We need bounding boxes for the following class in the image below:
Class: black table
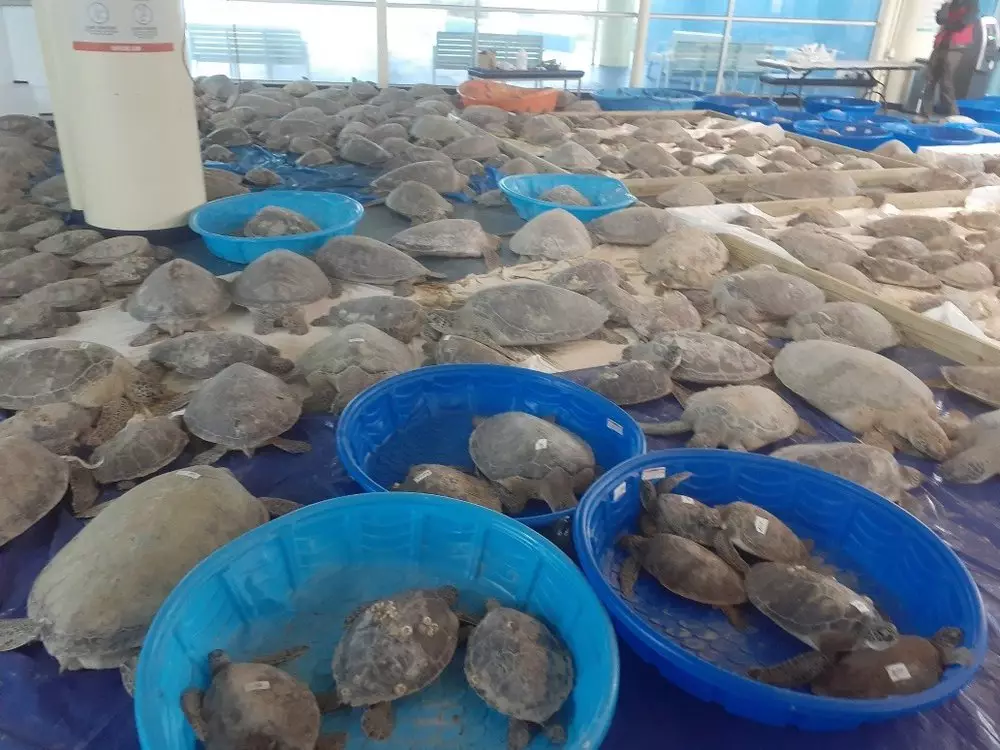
[467,67,585,91]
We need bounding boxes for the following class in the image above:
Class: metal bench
[432,32,543,83]
[187,24,310,81]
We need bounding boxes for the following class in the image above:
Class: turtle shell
[0,436,69,545]
[0,340,124,410]
[333,587,460,706]
[231,249,331,308]
[296,323,416,379]
[626,331,770,384]
[149,331,292,379]
[464,606,574,724]
[91,416,189,483]
[126,259,231,326]
[635,533,747,605]
[315,236,439,285]
[719,501,808,563]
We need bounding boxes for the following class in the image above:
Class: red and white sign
[73,0,179,53]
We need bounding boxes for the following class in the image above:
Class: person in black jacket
[922,0,980,116]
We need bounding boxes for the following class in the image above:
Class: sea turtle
[295,323,417,412]
[509,209,592,261]
[0,340,172,443]
[915,251,963,273]
[244,166,283,187]
[539,185,591,206]
[618,533,747,626]
[21,278,104,312]
[939,410,1000,483]
[639,384,801,451]
[422,334,516,365]
[147,331,293,379]
[0,252,71,297]
[426,282,609,347]
[640,227,728,289]
[126,259,232,346]
[626,292,701,340]
[712,265,825,331]
[743,172,858,202]
[745,562,900,687]
[243,206,321,237]
[782,301,901,352]
[231,250,332,335]
[332,586,461,740]
[394,464,510,512]
[547,258,637,295]
[340,136,391,166]
[469,411,596,512]
[545,142,600,170]
[98,253,162,290]
[311,295,425,342]
[441,134,499,160]
[0,403,95,455]
[860,256,941,289]
[702,321,778,359]
[820,262,880,293]
[729,213,773,234]
[0,435,83,545]
[384,180,454,224]
[72,236,154,266]
[788,207,850,229]
[625,331,771,384]
[0,466,295,683]
[181,650,345,750]
[315,235,446,296]
[388,218,501,269]
[937,260,994,289]
[655,182,715,208]
[589,206,680,246]
[0,300,79,338]
[810,626,971,698]
[465,601,574,750]
[932,365,1000,407]
[770,442,925,508]
[588,342,681,405]
[371,161,467,194]
[637,473,722,544]
[775,227,866,270]
[712,501,811,574]
[183,363,310,464]
[868,236,930,261]
[866,215,956,243]
[773,340,952,460]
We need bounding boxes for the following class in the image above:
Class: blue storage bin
[189,190,364,264]
[803,95,878,117]
[336,364,645,529]
[593,87,702,111]
[941,120,1000,144]
[498,174,637,222]
[958,98,1000,123]
[897,124,984,151]
[574,449,986,731]
[135,493,620,750]
[793,119,894,151]
[695,96,777,116]
[734,107,814,131]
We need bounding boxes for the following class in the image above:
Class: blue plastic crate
[803,95,878,117]
[695,96,777,116]
[336,364,645,529]
[498,174,637,222]
[896,124,984,152]
[574,449,986,731]
[941,120,1000,144]
[189,190,364,264]
[958,98,1000,123]
[793,119,894,151]
[135,493,620,750]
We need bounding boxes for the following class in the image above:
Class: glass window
[644,19,727,91]
[650,0,729,17]
[733,0,881,22]
[387,7,478,86]
[185,0,378,83]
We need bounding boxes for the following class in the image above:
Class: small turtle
[98,253,162,289]
[465,600,574,750]
[333,586,461,740]
[427,282,609,347]
[72,236,153,266]
[244,166,283,187]
[915,250,963,273]
[388,218,501,270]
[640,227,729,290]
[811,626,971,698]
[712,265,825,331]
[147,331,294,379]
[702,321,778,359]
[782,301,901,352]
[655,182,715,208]
[469,412,596,512]
[788,207,850,229]
[22,278,104,312]
[745,562,900,687]
[937,260,995,289]
[774,340,952,460]
[618,534,747,626]
[394,464,510,512]
[639,384,801,451]
[0,403,95,455]
[243,206,321,237]
[820,262,879,293]
[589,206,680,246]
[770,442,925,508]
[775,227,866,270]
[371,161,467,194]
[297,148,334,167]
[422,334,516,365]
[0,252,71,297]
[589,342,681,405]
[743,172,858,202]
[441,134,500,160]
[729,213,773,234]
[638,473,722,544]
[544,142,600,170]
[860,256,941,289]
[539,185,591,206]
[295,323,417,412]
[547,258,637,295]
[312,295,425,342]
[626,292,701,340]
[315,235,446,296]
[868,236,930,261]
[454,158,485,177]
[231,250,332,335]
[509,209,592,261]
[0,436,83,545]
[711,501,811,574]
[0,300,79,338]
[384,180,454,224]
[182,649,345,750]
[126,259,232,346]
[340,135,391,166]
[625,331,771,384]
[866,215,955,243]
[183,363,310,464]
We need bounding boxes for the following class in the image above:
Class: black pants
[922,47,964,116]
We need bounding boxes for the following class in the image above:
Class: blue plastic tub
[958,98,1000,123]
[803,95,878,117]
[695,96,777,116]
[135,492,620,750]
[793,119,894,151]
[941,120,1000,144]
[189,190,364,264]
[897,124,984,152]
[336,364,645,529]
[593,87,702,111]
[498,173,637,222]
[574,449,986,732]
[733,107,813,131]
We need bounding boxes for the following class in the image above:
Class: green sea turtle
[231,250,332,335]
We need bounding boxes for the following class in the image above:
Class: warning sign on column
[73,0,180,52]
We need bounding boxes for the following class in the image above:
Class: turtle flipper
[656,471,694,494]
[315,733,348,750]
[251,309,279,336]
[69,466,100,516]
[538,468,578,512]
[638,420,690,436]
[130,324,166,347]
[190,444,228,465]
[0,618,41,650]
[748,650,831,687]
[507,718,536,750]
[254,645,309,666]
[120,654,139,695]
[180,688,208,742]
[279,308,309,336]
[713,530,750,575]
[361,701,394,740]
[619,556,641,600]
[543,722,567,745]
[270,437,312,454]
[639,512,658,537]
[260,497,304,518]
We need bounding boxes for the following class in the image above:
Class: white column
[630,0,652,86]
[376,0,389,88]
[880,0,939,104]
[67,0,205,230]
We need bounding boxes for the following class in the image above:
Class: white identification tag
[606,418,623,435]
[348,338,365,343]
[244,681,271,692]
[681,497,696,505]
[754,516,769,535]
[613,482,627,500]
[641,467,666,481]
[535,438,548,451]
[885,663,911,682]
[175,470,201,479]
[850,599,871,614]
[413,470,432,483]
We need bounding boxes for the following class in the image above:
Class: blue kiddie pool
[135,493,620,750]
[574,450,986,731]
[336,364,645,529]
[803,95,878,117]
[896,124,984,152]
[499,174,637,222]
[958,97,1000,123]
[189,190,364,264]
[734,107,814,131]
[695,96,777,115]
[592,87,702,111]
[793,120,894,151]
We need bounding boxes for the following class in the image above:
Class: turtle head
[208,649,231,675]
[618,534,647,557]
[932,626,964,651]
[648,342,683,372]
[882,411,951,462]
[862,620,900,651]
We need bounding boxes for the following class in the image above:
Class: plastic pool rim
[135,492,621,750]
[573,449,987,729]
